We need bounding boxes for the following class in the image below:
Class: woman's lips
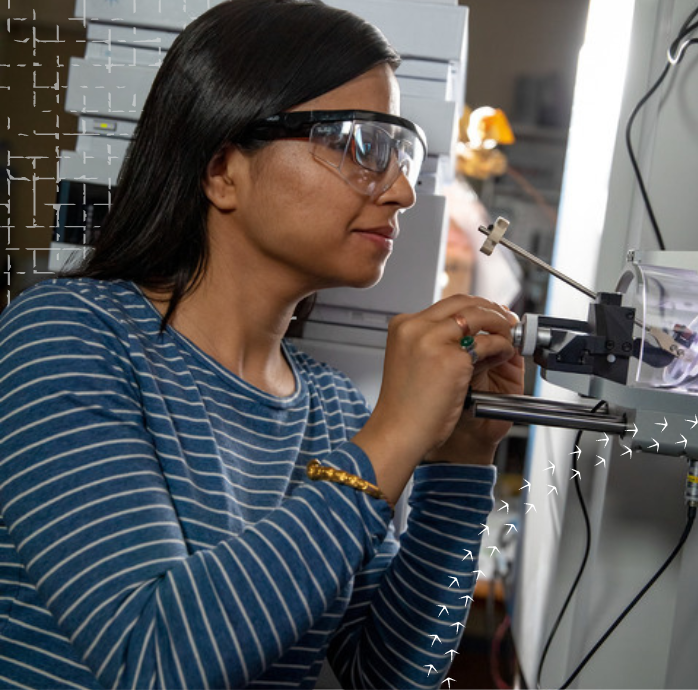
[352,226,398,251]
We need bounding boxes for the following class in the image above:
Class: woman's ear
[202,146,247,211]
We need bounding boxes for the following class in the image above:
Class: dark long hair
[69,0,400,326]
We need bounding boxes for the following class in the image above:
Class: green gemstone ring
[460,335,475,350]
[460,335,479,364]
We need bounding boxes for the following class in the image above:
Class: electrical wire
[534,402,606,688]
[559,504,696,689]
[624,4,698,251]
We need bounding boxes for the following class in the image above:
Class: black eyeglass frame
[239,109,428,156]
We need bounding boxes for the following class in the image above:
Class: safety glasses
[240,110,427,197]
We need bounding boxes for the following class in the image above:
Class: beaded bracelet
[306,459,394,511]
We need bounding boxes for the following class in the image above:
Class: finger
[461,332,516,366]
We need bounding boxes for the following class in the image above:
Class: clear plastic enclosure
[617,263,698,393]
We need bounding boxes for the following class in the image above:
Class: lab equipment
[468,218,698,463]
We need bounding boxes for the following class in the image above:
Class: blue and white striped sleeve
[327,460,496,689]
[0,286,391,689]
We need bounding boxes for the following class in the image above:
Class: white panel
[324,0,466,62]
[400,96,458,157]
[59,149,123,186]
[65,58,157,121]
[87,21,180,49]
[74,0,222,29]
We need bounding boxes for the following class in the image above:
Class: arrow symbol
[459,594,474,604]
[676,435,688,450]
[473,569,485,580]
[448,576,460,588]
[570,469,581,481]
[655,417,668,432]
[462,549,473,561]
[648,438,660,452]
[621,444,632,458]
[545,460,556,475]
[547,485,558,496]
[595,455,606,467]
[487,545,501,556]
[625,424,638,438]
[570,446,582,459]
[438,605,449,617]
[444,649,460,661]
[443,678,456,689]
[520,479,531,491]
[686,415,698,429]
[451,621,465,632]
[505,523,518,534]
[498,500,509,513]
[424,664,437,676]
[597,433,609,447]
[429,634,442,646]
[525,503,537,513]
[479,524,490,536]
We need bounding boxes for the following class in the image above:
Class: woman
[0,0,523,688]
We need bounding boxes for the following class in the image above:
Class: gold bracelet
[306,459,393,510]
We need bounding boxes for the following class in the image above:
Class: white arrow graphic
[505,523,518,534]
[656,417,668,432]
[686,415,698,429]
[444,649,460,661]
[448,576,460,588]
[570,446,582,459]
[520,479,531,491]
[621,444,632,458]
[648,438,660,452]
[438,605,449,617]
[442,678,456,689]
[595,455,606,467]
[547,485,558,496]
[459,594,474,604]
[429,634,442,646]
[424,664,437,676]
[462,549,473,561]
[451,621,465,632]
[570,469,581,481]
[625,424,638,438]
[479,524,490,536]
[498,501,509,513]
[597,433,609,447]
[545,460,556,475]
[676,435,688,450]
[525,503,537,513]
[487,546,501,556]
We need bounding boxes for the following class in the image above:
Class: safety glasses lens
[310,119,423,196]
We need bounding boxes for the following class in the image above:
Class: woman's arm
[327,461,495,690]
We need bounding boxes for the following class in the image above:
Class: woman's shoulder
[0,278,155,332]
[0,278,163,367]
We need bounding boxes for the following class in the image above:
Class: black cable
[559,504,696,689]
[624,3,698,251]
[535,401,607,689]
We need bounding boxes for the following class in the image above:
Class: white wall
[513,1,698,688]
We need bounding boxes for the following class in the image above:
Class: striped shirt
[0,278,496,689]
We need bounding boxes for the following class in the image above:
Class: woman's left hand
[425,320,525,466]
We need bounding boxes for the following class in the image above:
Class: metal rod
[472,402,626,433]
[470,391,608,413]
[469,392,626,434]
[478,225,598,300]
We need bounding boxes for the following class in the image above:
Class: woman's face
[208,64,418,297]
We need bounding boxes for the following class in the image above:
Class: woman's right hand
[352,294,517,505]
